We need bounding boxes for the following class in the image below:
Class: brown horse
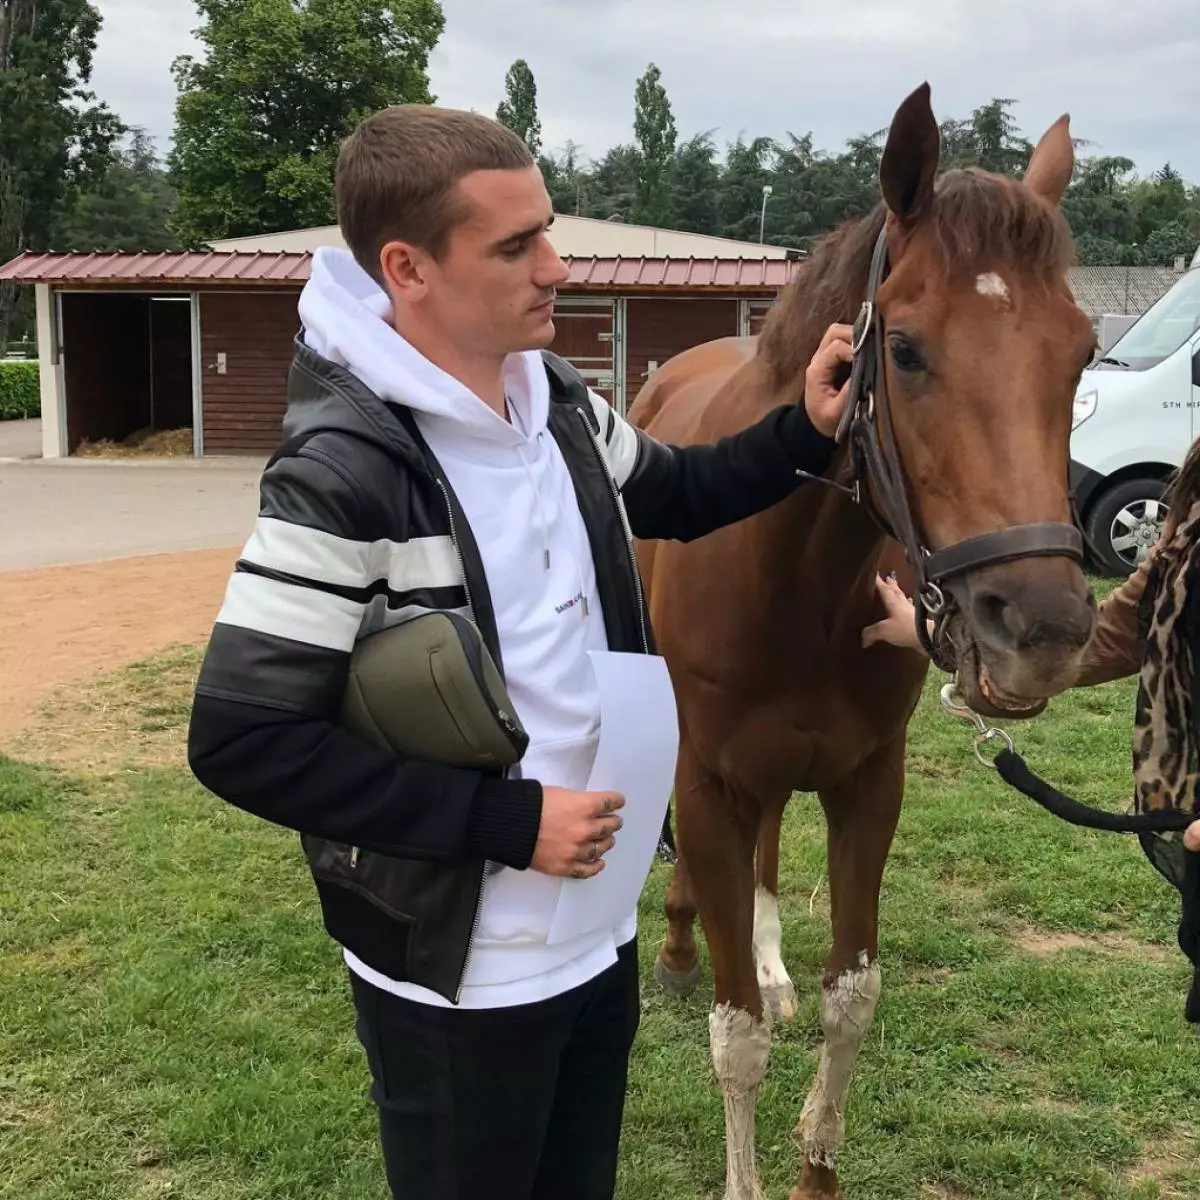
[628,83,1099,1200]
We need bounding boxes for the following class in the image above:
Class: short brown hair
[336,105,536,283]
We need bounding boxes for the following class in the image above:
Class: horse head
[861,82,1098,717]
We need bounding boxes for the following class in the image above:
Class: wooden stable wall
[624,297,739,409]
[200,291,300,454]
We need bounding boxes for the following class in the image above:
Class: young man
[187,104,852,1199]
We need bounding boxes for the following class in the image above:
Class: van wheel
[1084,478,1169,577]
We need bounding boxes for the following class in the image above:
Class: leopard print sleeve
[1072,550,1157,687]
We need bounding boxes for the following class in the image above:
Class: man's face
[385,166,570,360]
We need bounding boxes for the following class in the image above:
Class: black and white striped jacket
[187,338,836,1003]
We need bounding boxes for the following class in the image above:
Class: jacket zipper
[575,407,651,654]
[344,475,490,1003]
[435,476,490,1004]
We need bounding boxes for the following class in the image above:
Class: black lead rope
[992,747,1198,834]
[956,702,1200,1026]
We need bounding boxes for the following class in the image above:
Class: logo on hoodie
[555,589,586,615]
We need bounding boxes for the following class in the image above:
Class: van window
[1101,269,1200,370]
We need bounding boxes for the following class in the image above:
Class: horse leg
[791,737,905,1200]
[653,848,702,997]
[676,743,770,1200]
[754,798,796,1021]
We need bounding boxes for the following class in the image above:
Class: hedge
[0,361,39,421]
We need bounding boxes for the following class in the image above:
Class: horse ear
[1023,114,1074,206]
[879,82,940,223]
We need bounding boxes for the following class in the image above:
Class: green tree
[0,0,122,347]
[583,144,640,222]
[496,58,541,156]
[539,141,585,214]
[716,134,774,242]
[168,0,445,247]
[1062,155,1139,258]
[54,130,178,252]
[632,62,677,226]
[668,132,721,234]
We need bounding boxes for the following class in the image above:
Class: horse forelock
[758,167,1076,392]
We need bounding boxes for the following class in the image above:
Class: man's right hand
[531,787,626,878]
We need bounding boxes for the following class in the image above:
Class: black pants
[349,937,641,1200]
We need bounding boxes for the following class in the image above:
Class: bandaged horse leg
[792,740,903,1200]
[677,744,771,1200]
[755,803,796,1020]
[710,1003,772,1200]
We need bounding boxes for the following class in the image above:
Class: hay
[75,427,194,458]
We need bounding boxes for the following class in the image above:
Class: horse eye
[888,334,925,373]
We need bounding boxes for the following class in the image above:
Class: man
[187,104,851,1200]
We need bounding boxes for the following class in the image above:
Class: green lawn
[2,639,1198,1200]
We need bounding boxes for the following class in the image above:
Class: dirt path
[0,547,238,745]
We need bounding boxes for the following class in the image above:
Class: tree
[669,133,721,234]
[168,0,445,247]
[632,62,677,226]
[716,134,774,242]
[583,145,640,222]
[539,141,585,214]
[496,58,541,156]
[54,130,178,252]
[0,0,122,347]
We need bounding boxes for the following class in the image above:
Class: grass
[2,633,1198,1200]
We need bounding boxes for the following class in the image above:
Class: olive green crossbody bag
[339,610,529,768]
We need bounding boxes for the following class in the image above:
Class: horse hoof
[790,1159,843,1199]
[762,979,797,1021]
[654,957,701,999]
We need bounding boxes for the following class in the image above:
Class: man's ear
[380,240,430,301]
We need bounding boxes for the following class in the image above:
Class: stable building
[0,216,800,459]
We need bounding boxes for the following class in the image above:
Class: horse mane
[758,167,1078,392]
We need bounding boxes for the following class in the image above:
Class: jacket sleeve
[1071,550,1155,687]
[585,388,838,543]
[186,445,543,869]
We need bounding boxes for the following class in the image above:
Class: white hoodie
[297,248,636,1008]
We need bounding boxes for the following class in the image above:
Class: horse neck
[788,448,891,596]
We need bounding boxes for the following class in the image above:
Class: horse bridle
[833,227,1085,672]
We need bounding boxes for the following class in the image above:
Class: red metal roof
[0,250,800,291]
[0,250,313,285]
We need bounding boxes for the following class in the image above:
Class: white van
[1070,246,1200,575]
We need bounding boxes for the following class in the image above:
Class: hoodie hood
[293,247,551,455]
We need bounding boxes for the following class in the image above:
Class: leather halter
[834,227,1085,672]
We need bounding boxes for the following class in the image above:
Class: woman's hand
[862,572,931,654]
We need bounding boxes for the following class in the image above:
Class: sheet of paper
[547,650,679,946]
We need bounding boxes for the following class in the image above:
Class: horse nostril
[971,586,1093,651]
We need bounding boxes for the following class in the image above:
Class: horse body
[628,84,1099,1200]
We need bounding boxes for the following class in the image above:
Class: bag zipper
[575,406,651,654]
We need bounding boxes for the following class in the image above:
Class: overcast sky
[92,0,1200,182]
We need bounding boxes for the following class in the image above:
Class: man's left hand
[804,323,855,438]
[1186,822,1200,852]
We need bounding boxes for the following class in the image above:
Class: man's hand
[1185,822,1200,853]
[804,323,855,438]
[531,787,626,878]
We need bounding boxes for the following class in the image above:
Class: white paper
[546,650,680,945]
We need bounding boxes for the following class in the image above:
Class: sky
[91,0,1200,182]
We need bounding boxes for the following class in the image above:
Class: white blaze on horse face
[709,1004,771,1200]
[976,272,1011,304]
[753,886,795,1019]
[795,951,882,1170]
